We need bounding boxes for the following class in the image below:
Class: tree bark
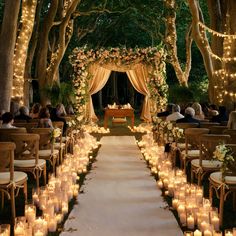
[0,0,21,111]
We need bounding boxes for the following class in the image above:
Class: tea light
[157,180,163,189]
[172,198,178,209]
[193,229,202,236]
[213,231,222,236]
[25,205,36,225]
[14,224,25,236]
[34,229,44,236]
[56,214,63,224]
[179,212,186,226]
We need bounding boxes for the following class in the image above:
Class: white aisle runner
[61,136,183,236]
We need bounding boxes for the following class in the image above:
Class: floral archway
[69,45,168,127]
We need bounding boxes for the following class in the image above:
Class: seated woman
[227,111,236,130]
[1,112,16,128]
[30,103,41,119]
[38,107,53,129]
[191,102,205,120]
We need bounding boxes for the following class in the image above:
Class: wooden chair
[52,121,66,162]
[223,129,236,144]
[31,128,59,173]
[209,126,228,134]
[200,122,220,129]
[10,133,46,188]
[180,128,210,172]
[209,144,236,226]
[13,120,27,123]
[0,128,27,142]
[191,134,231,185]
[175,123,199,150]
[0,142,28,225]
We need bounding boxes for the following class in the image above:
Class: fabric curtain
[88,64,111,121]
[126,64,151,121]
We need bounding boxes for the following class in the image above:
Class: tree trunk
[0,0,21,111]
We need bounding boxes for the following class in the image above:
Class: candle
[193,229,202,236]
[14,225,25,236]
[211,216,220,231]
[34,230,44,236]
[48,219,57,232]
[204,229,212,236]
[25,205,36,224]
[187,214,195,229]
[213,231,222,236]
[225,230,233,236]
[172,199,178,209]
[157,180,163,189]
[56,214,63,224]
[179,212,186,226]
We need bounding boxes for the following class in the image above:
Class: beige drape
[126,64,151,121]
[87,62,151,122]
[88,65,111,121]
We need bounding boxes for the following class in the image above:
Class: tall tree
[0,0,21,111]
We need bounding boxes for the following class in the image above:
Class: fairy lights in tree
[12,0,37,104]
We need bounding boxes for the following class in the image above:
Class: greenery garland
[69,45,168,128]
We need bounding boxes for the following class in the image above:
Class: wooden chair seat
[210,172,236,185]
[38,149,59,157]
[0,171,27,185]
[112,117,127,123]
[14,159,46,168]
[191,159,222,168]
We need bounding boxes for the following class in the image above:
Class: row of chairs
[164,123,236,227]
[0,122,71,225]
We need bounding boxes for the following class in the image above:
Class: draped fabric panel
[88,65,111,121]
[126,64,151,121]
[87,62,151,122]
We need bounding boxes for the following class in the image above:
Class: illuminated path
[61,136,183,236]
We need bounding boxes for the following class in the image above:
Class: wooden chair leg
[1,191,4,209]
[209,183,213,204]
[36,169,39,189]
[10,186,16,225]
[191,168,194,183]
[43,165,47,186]
[23,182,28,202]
[197,173,201,186]
[219,186,225,227]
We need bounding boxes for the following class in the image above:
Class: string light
[12,0,37,103]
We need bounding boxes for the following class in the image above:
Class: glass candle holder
[0,224,10,236]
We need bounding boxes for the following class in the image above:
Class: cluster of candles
[138,132,236,236]
[0,131,100,236]
[129,124,153,133]
[82,124,110,134]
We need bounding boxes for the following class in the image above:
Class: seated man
[1,112,16,128]
[176,107,200,125]
[166,104,184,122]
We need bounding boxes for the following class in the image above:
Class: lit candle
[193,229,202,236]
[225,230,233,236]
[48,219,57,232]
[204,229,212,236]
[179,212,186,226]
[14,224,25,236]
[211,216,220,231]
[157,180,163,188]
[187,214,195,230]
[34,229,44,236]
[172,198,178,209]
[25,205,36,224]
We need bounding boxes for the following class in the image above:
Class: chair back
[223,129,236,144]
[210,126,228,134]
[0,142,15,174]
[200,122,220,129]
[31,128,52,150]
[185,128,210,151]
[0,128,27,141]
[10,134,39,163]
[29,119,39,123]
[176,123,199,132]
[14,123,38,132]
[13,120,27,123]
[200,134,231,164]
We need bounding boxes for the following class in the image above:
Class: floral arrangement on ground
[69,45,168,128]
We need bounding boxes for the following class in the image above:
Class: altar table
[104,108,134,129]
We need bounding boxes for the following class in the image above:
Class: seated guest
[1,112,16,128]
[157,103,175,117]
[56,103,67,117]
[38,107,53,129]
[192,102,205,120]
[227,111,236,130]
[208,104,219,119]
[211,106,228,123]
[176,107,200,125]
[14,106,32,122]
[30,103,41,119]
[66,104,74,115]
[166,104,184,121]
[50,107,67,135]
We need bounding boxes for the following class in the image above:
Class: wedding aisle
[61,136,183,236]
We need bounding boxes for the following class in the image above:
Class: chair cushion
[178,143,191,149]
[191,159,222,168]
[0,171,27,184]
[38,149,59,157]
[182,149,200,158]
[210,172,236,184]
[14,159,46,168]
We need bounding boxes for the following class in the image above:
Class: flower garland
[69,45,168,128]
